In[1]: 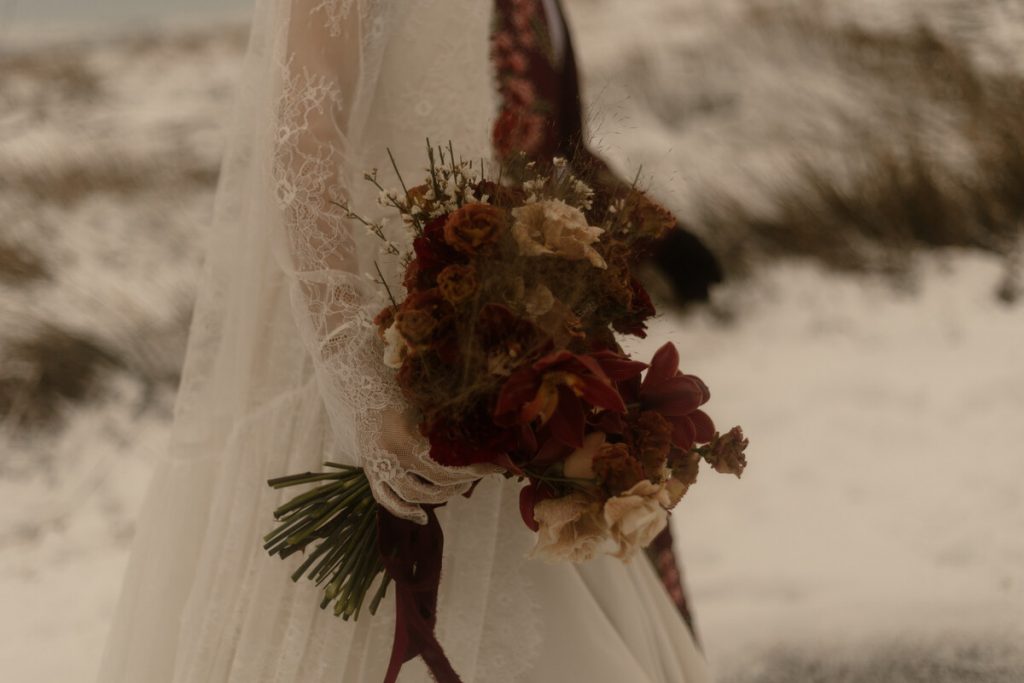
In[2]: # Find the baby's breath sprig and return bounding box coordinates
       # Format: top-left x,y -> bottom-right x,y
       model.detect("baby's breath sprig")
328,199 -> 398,255
373,261 -> 399,311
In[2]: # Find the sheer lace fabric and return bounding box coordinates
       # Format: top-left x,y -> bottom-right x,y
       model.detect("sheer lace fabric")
97,2 -> 712,681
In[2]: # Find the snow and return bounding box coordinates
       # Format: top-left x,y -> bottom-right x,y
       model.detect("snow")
1,3 -> 1023,682
655,255 -> 1024,679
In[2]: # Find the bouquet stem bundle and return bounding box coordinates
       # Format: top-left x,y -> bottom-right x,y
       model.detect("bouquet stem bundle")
263,463 -> 390,621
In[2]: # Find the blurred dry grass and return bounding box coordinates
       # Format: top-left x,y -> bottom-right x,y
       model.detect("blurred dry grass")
4,157 -> 219,207
0,241 -> 48,284
0,49 -> 103,106
0,27 -> 237,435
0,326 -> 118,432
724,639 -> 1024,683
687,17 -> 1024,278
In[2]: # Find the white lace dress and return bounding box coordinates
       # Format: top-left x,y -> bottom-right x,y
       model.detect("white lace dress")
96,1 -> 712,681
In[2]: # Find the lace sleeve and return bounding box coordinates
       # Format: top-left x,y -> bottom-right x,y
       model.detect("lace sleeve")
271,0 -> 491,524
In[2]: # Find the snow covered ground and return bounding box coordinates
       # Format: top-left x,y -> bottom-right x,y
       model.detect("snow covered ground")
1,3 -> 1022,682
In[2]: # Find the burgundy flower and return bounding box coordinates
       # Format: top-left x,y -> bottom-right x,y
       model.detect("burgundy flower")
407,215 -> 464,289
426,406 -> 521,468
494,350 -> 645,449
633,342 -> 715,450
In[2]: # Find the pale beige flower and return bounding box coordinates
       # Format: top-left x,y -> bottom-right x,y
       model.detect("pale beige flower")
530,492 -> 608,563
603,480 -> 670,561
382,322 -> 409,369
563,431 -> 606,480
511,199 -> 607,269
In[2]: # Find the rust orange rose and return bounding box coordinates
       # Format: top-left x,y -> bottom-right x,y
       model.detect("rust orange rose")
436,263 -> 479,304
443,203 -> 507,254
395,289 -> 453,349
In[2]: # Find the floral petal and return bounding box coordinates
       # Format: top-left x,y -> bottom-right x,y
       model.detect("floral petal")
642,375 -> 704,415
690,409 -> 715,443
591,351 -> 648,381
532,349 -> 576,373
573,353 -> 613,384
577,375 -> 627,413
683,374 -> 711,404
641,342 -> 680,392
548,387 -> 585,448
670,416 -> 696,450
522,381 -> 560,425
495,367 -> 539,418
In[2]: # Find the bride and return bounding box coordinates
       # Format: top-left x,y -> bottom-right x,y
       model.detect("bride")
97,1 -> 713,681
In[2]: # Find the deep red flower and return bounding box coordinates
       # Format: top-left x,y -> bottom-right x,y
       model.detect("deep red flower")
494,350 -> 645,449
426,407 -> 521,468
407,215 -> 465,289
632,342 -> 715,450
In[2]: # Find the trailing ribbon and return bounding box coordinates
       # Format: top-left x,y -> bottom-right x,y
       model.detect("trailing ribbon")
378,506 -> 462,683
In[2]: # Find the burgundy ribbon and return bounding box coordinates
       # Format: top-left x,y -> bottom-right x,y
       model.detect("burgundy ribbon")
377,506 -> 462,683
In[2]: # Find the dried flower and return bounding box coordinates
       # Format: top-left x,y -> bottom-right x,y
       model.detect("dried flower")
603,480 -> 670,560
494,350 -> 640,448
706,426 -> 749,478
511,199 -> 607,269
437,264 -> 479,304
442,203 -> 507,254
632,411 -> 673,479
426,408 -> 520,468
530,492 -> 608,563
593,442 -> 645,496
632,342 -> 715,450
395,289 -> 453,350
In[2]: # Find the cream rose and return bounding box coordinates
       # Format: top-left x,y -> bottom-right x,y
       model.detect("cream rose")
603,480 -> 670,561
530,492 -> 608,563
511,199 -> 607,269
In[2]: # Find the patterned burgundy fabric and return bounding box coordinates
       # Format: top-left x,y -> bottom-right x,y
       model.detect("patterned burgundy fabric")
490,0 -> 699,639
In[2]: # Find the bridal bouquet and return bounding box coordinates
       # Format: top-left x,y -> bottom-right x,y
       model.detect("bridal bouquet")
264,144 -> 748,682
